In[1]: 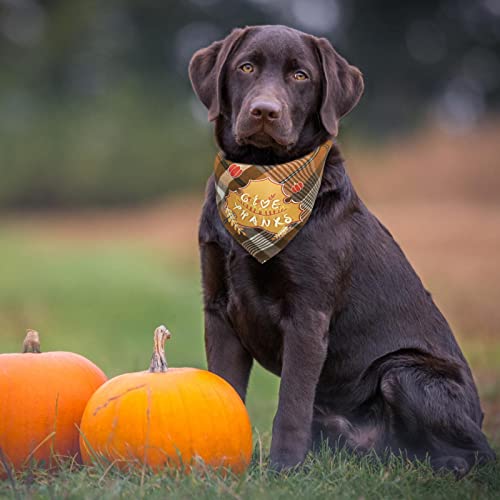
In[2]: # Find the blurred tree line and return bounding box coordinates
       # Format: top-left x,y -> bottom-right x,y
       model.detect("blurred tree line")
0,0 -> 499,209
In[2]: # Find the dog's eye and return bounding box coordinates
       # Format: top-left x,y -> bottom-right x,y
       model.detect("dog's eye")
293,70 -> 308,81
239,63 -> 254,74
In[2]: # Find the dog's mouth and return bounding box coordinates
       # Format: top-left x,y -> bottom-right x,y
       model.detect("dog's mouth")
240,132 -> 287,148
235,123 -> 295,150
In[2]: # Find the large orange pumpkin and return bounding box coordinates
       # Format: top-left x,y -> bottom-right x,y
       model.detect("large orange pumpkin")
0,330 -> 107,476
79,326 -> 252,473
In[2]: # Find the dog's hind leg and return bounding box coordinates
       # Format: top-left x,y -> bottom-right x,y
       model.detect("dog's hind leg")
380,365 -> 496,477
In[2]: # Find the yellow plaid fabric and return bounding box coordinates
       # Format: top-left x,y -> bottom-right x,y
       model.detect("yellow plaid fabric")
214,140 -> 332,263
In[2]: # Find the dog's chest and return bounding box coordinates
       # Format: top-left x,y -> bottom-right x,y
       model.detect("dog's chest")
202,189 -> 334,375
224,249 -> 288,375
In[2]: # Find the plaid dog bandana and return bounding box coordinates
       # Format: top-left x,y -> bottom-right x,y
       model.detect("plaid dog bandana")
214,140 -> 333,263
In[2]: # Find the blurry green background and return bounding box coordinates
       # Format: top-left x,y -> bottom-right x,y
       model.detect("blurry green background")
1,0 -> 500,208
0,0 -> 499,441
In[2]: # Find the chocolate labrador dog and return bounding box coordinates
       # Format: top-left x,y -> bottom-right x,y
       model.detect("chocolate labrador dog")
189,25 -> 495,475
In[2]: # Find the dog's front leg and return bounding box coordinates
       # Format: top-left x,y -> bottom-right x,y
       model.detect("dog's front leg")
205,308 -> 253,402
270,311 -> 330,470
201,242 -> 253,402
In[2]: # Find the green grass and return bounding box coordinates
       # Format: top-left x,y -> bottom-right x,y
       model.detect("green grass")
2,449 -> 500,500
0,231 -> 498,499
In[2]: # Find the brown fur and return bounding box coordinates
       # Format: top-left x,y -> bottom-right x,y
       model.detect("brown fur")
189,25 -> 496,475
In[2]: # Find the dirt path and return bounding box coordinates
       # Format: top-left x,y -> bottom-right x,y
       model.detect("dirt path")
4,196 -> 498,335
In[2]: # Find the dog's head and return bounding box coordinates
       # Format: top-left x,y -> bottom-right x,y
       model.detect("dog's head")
189,25 -> 363,161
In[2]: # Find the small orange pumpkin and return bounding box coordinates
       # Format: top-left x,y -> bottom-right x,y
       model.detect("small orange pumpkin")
0,330 -> 107,475
79,326 -> 252,473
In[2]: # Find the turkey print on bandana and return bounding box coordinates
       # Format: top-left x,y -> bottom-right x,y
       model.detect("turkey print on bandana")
214,140 -> 333,263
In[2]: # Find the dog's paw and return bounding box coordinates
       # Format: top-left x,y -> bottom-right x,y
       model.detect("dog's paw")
268,451 -> 305,474
430,456 -> 471,479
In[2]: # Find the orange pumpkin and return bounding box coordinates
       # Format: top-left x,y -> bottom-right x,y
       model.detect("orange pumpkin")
79,326 -> 252,473
0,330 -> 107,476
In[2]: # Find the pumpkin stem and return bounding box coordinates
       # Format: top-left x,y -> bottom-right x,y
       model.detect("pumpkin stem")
23,329 -> 41,353
149,325 -> 171,372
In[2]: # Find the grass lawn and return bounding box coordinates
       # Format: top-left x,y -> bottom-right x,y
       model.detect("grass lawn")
0,231 -> 498,499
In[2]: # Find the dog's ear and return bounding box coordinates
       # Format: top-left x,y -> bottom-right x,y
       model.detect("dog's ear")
312,37 -> 364,136
189,28 -> 248,122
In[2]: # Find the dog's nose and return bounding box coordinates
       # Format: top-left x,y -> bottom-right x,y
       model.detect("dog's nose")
249,99 -> 282,121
